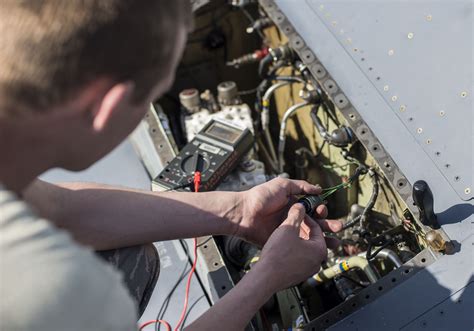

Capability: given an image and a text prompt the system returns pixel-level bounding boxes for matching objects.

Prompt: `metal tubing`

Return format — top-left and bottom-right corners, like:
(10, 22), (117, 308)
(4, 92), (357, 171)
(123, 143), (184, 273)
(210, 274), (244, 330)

(313, 256), (378, 284)
(358, 248), (403, 268)
(277, 101), (310, 172)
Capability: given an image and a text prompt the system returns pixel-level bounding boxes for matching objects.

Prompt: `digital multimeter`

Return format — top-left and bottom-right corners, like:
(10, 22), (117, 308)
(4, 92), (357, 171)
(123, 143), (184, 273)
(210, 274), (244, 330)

(152, 119), (254, 192)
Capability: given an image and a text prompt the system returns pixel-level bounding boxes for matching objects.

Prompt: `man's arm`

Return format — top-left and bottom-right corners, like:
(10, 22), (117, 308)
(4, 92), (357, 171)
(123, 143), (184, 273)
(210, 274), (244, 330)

(23, 179), (241, 250)
(23, 178), (327, 251)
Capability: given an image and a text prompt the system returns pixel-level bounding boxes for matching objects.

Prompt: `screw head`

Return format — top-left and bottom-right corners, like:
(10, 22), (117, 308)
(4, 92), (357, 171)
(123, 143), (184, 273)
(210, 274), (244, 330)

(407, 32), (414, 39)
(465, 188), (471, 194)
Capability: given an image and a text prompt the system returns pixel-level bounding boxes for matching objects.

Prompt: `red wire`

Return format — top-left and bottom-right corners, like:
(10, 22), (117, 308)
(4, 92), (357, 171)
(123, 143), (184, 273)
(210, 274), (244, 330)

(174, 172), (200, 330)
(141, 173), (200, 331)
(139, 319), (172, 331)
(174, 237), (198, 331)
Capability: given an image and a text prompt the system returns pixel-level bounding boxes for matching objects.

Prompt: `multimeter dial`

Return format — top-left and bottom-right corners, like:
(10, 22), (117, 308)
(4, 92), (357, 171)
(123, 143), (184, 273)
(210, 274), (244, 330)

(181, 153), (210, 174)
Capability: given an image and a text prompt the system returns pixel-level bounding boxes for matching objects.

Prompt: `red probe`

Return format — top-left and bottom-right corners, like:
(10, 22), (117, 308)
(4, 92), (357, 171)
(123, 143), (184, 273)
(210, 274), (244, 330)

(193, 171), (201, 193)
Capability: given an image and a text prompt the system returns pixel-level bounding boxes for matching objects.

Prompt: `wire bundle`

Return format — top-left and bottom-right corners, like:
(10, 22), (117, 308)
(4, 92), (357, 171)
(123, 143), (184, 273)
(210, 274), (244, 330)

(320, 166), (365, 199)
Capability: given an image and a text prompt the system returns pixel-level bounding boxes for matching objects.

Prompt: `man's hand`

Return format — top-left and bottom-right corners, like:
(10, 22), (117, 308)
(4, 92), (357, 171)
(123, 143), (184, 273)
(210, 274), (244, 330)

(254, 203), (328, 291)
(235, 177), (341, 246)
(186, 203), (331, 331)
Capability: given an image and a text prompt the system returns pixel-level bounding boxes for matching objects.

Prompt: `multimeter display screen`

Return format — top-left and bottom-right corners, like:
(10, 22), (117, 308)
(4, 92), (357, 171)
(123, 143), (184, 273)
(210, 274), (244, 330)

(205, 122), (242, 144)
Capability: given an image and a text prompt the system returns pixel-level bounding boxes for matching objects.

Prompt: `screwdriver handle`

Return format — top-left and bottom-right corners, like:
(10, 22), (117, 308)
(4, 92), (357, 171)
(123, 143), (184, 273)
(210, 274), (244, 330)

(297, 195), (324, 217)
(412, 180), (439, 229)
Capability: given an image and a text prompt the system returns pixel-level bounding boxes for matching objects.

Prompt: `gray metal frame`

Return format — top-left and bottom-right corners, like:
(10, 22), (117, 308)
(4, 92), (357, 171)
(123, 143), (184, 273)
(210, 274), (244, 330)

(260, 0), (473, 329)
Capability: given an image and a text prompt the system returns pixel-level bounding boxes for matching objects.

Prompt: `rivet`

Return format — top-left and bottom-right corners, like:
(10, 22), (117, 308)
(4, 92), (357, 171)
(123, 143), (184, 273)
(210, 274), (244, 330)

(439, 110), (445, 116)
(426, 139), (432, 144)
(426, 14), (432, 21)
(407, 32), (414, 39)
(417, 128), (423, 134)
(340, 29), (345, 34)
(460, 91), (468, 98)
(392, 95), (398, 101)
(320, 4), (324, 10)
(454, 176), (461, 182)
(347, 38), (352, 44)
(332, 21), (337, 26)
(353, 48), (358, 52)
(383, 85), (389, 91)
(325, 13), (331, 18)
(445, 164), (450, 169)
(465, 188), (471, 195)
(435, 151), (441, 156)
(388, 49), (395, 56)
(400, 105), (406, 112)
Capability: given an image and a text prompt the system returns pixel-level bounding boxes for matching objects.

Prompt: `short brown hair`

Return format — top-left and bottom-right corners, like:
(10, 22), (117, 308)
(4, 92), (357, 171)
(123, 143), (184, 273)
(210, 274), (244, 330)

(0, 0), (191, 115)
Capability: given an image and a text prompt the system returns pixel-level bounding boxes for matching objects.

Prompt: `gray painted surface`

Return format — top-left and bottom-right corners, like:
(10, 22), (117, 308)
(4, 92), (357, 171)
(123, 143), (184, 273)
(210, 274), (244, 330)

(272, 0), (474, 329)
(41, 139), (210, 328)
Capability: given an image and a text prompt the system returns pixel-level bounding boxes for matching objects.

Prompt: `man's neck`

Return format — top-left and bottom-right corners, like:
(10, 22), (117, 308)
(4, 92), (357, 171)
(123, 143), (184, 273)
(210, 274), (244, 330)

(0, 119), (58, 194)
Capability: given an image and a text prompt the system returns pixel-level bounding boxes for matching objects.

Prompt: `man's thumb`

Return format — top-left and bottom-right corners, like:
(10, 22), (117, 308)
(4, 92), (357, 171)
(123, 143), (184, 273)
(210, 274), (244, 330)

(282, 203), (306, 230)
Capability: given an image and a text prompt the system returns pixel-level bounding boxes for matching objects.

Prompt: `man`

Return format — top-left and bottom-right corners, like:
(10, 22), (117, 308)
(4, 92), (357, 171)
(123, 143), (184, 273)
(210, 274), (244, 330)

(0, 1), (341, 330)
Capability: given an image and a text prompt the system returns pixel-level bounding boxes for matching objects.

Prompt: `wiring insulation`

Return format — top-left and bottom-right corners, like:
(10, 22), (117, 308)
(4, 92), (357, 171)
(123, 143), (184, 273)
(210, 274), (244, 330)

(174, 238), (199, 331)
(140, 320), (172, 331)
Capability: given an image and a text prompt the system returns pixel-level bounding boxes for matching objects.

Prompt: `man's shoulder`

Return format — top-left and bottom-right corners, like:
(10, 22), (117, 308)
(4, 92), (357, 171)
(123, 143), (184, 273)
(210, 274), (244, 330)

(0, 184), (137, 331)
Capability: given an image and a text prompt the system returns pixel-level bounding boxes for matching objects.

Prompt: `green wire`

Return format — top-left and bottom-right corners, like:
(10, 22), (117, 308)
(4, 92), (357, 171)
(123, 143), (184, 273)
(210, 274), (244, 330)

(320, 178), (355, 199)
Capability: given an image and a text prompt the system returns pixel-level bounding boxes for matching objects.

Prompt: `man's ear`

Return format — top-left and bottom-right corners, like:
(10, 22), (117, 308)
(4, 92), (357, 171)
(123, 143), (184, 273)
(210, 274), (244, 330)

(92, 81), (135, 132)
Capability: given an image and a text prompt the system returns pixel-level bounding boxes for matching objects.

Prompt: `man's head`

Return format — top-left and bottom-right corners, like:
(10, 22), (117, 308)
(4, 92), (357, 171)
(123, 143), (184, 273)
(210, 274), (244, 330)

(0, 0), (191, 175)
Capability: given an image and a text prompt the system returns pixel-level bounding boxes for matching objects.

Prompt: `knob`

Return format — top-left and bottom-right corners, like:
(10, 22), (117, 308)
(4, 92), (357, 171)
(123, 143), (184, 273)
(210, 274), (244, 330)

(412, 180), (439, 229)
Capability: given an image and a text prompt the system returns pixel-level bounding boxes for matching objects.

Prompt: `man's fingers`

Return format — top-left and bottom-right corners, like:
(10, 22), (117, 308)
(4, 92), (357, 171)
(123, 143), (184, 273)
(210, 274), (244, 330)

(282, 204), (306, 231)
(303, 216), (323, 240)
(299, 221), (310, 239)
(314, 204), (328, 219)
(274, 178), (321, 196)
(325, 236), (340, 250)
(316, 219), (343, 233)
